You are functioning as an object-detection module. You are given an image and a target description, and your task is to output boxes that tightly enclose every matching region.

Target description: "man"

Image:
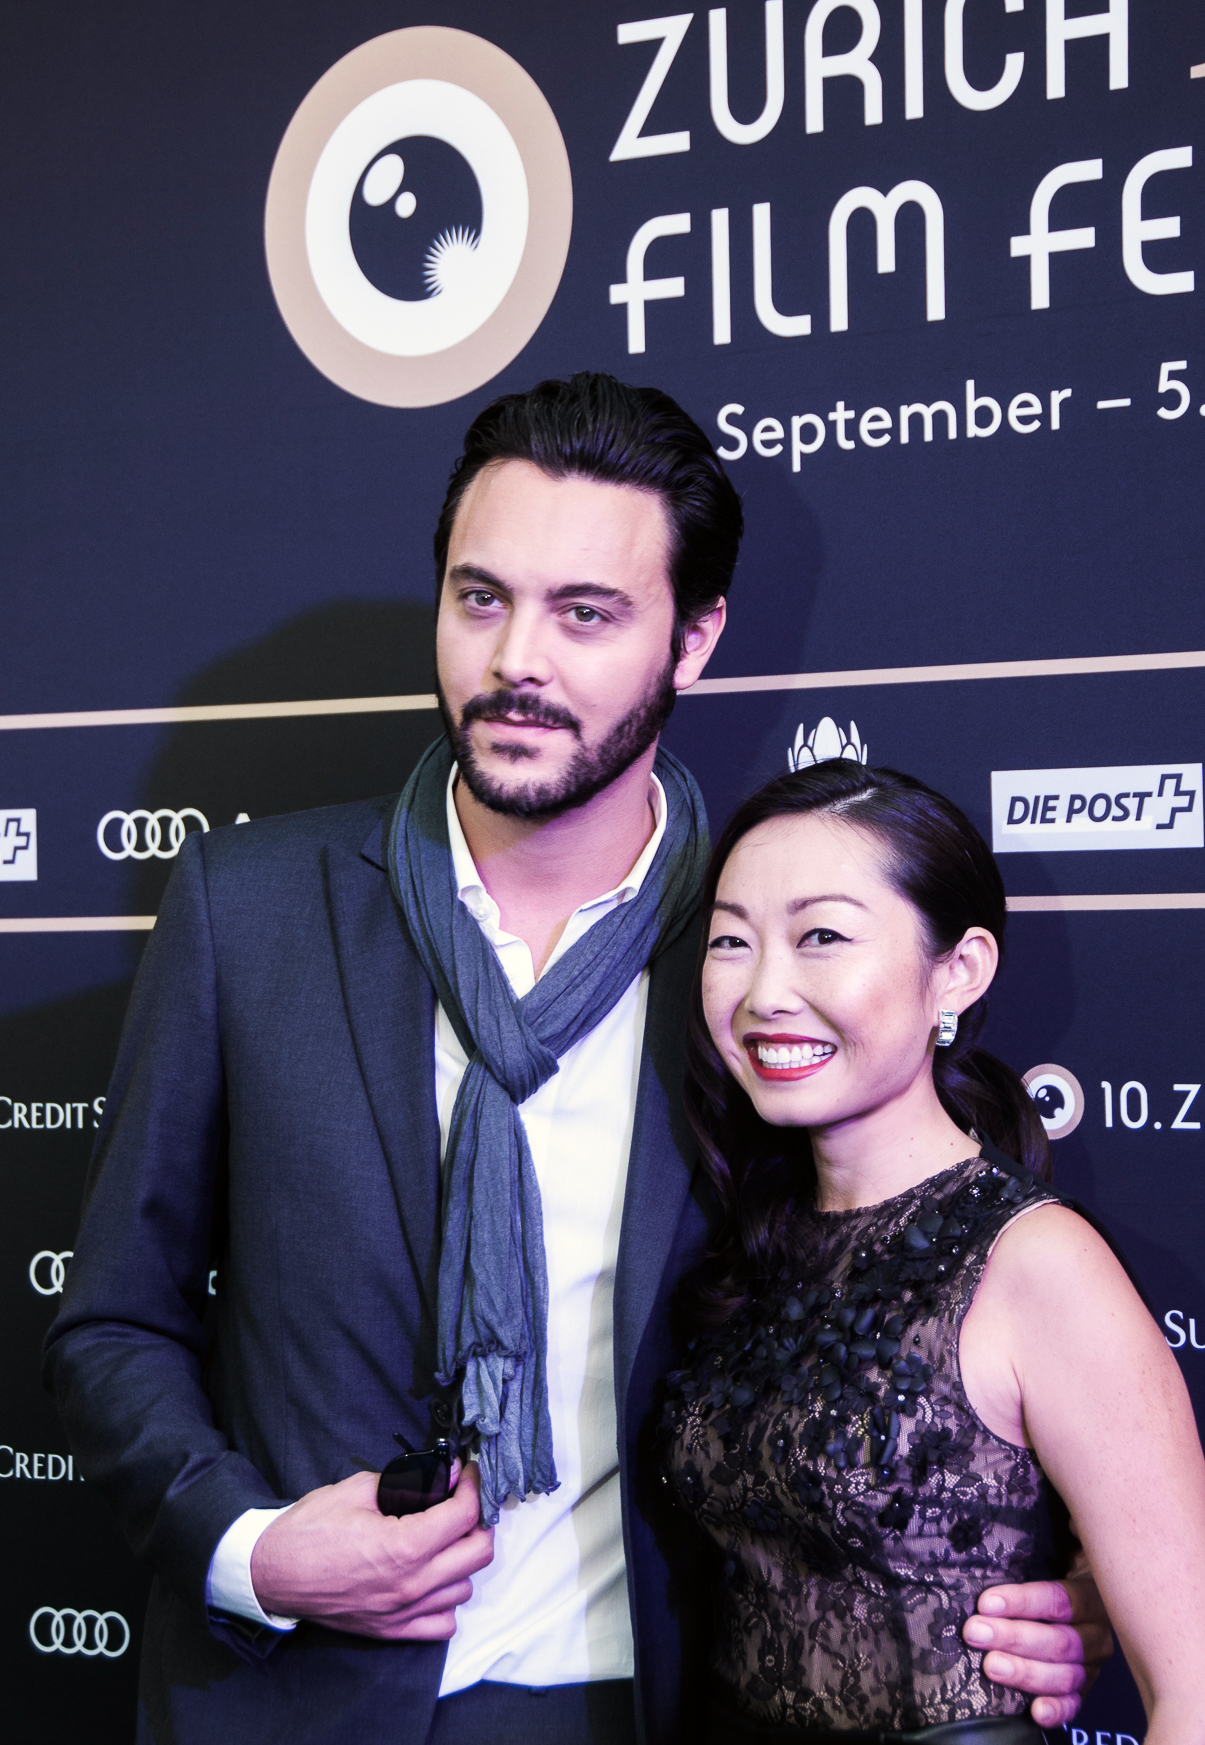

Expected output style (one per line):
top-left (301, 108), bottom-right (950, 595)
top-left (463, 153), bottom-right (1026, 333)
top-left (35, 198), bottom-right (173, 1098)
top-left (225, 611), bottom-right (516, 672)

top-left (47, 375), bottom-right (1107, 1744)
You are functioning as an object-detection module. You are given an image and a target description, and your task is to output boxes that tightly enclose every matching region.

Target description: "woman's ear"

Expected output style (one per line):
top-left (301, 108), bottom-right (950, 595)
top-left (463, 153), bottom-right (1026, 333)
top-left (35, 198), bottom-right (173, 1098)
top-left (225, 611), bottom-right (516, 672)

top-left (940, 927), bottom-right (999, 1015)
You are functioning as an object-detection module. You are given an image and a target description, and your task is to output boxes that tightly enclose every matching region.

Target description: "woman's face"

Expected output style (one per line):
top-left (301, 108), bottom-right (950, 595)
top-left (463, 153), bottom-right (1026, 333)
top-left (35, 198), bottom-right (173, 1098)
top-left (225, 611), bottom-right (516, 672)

top-left (702, 812), bottom-right (979, 1132)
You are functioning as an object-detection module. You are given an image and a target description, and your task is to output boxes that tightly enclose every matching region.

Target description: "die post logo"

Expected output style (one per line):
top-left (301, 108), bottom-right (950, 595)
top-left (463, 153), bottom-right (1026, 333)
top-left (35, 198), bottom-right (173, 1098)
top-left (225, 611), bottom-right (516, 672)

top-left (265, 28), bottom-right (573, 407)
top-left (991, 763), bottom-right (1201, 854)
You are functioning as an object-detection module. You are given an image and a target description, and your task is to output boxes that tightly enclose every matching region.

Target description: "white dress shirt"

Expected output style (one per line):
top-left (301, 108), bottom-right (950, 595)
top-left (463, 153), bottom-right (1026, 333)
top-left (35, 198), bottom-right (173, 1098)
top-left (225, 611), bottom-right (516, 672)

top-left (209, 769), bottom-right (668, 1695)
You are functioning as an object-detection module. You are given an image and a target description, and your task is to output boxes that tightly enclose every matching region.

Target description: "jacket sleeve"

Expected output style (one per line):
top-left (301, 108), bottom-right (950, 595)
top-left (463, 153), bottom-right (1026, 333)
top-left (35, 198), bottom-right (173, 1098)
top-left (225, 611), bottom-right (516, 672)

top-left (43, 831), bottom-right (290, 1657)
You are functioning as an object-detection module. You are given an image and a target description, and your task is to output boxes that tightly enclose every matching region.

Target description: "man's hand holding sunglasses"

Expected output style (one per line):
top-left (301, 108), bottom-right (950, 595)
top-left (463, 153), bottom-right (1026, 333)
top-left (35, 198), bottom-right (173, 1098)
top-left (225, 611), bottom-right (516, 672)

top-left (249, 1460), bottom-right (494, 1640)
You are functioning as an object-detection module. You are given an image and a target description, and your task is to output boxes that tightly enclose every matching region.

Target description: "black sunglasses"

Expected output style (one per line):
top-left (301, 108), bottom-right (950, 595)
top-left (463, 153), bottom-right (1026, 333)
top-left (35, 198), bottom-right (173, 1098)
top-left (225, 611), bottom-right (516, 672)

top-left (376, 1433), bottom-right (458, 1517)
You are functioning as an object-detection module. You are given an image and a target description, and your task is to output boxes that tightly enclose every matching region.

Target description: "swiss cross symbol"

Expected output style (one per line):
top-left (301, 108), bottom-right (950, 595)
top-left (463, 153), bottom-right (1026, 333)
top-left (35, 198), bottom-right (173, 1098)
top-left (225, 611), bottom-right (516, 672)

top-left (0, 810), bottom-right (38, 880)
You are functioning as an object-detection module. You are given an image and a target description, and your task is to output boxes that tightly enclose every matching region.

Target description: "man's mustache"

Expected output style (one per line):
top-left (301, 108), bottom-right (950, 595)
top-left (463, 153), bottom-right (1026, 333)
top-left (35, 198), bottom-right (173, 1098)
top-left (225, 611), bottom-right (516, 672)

top-left (459, 690), bottom-right (582, 738)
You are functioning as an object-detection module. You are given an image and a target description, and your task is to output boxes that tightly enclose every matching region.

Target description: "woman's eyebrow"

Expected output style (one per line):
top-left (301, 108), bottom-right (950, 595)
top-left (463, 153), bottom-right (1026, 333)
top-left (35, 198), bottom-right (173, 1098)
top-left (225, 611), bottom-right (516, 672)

top-left (711, 895), bottom-right (870, 921)
top-left (786, 894), bottom-right (870, 915)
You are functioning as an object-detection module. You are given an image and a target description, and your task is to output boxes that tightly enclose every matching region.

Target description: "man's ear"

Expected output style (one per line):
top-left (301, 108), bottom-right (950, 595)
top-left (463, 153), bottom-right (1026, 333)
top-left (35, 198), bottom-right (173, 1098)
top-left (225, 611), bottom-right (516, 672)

top-left (673, 597), bottom-right (728, 691)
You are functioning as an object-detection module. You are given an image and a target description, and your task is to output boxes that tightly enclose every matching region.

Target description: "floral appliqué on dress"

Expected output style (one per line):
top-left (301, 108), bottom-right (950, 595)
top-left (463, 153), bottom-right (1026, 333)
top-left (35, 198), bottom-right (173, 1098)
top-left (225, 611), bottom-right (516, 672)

top-left (663, 1154), bottom-right (1060, 1731)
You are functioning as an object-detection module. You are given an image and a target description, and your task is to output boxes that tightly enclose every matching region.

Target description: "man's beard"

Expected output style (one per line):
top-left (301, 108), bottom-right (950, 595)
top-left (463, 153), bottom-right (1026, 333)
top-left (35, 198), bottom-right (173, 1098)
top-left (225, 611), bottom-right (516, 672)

top-left (437, 658), bottom-right (678, 820)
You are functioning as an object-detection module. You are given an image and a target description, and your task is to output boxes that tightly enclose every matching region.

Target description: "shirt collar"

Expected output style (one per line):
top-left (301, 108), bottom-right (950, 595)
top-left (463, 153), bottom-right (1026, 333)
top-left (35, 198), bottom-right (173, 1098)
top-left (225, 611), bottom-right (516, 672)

top-left (445, 766), bottom-right (669, 931)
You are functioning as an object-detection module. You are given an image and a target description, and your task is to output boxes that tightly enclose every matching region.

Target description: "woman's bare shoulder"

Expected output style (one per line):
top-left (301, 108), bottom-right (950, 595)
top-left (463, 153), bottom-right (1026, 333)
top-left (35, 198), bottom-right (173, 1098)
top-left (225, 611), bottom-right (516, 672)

top-left (979, 1196), bottom-right (1153, 1340)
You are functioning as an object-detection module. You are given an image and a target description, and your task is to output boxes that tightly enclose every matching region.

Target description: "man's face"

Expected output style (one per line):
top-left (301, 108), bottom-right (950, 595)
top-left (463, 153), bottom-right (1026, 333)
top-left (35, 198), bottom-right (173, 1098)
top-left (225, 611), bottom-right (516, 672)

top-left (436, 459), bottom-right (714, 818)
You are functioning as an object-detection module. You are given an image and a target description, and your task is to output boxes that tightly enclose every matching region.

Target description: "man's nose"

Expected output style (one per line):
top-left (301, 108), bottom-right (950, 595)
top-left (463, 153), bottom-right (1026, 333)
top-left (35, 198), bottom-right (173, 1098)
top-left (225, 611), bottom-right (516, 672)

top-left (490, 604), bottom-right (552, 689)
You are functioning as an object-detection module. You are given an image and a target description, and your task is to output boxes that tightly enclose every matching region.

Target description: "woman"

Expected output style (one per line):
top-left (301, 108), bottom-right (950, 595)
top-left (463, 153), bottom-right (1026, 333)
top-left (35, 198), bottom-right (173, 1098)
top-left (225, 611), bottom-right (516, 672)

top-left (663, 761), bottom-right (1205, 1743)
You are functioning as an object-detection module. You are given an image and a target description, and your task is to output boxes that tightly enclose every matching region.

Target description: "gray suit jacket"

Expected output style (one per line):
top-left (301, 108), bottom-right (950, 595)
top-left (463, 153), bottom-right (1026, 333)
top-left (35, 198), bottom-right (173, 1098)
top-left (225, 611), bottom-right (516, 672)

top-left (45, 793), bottom-right (714, 1745)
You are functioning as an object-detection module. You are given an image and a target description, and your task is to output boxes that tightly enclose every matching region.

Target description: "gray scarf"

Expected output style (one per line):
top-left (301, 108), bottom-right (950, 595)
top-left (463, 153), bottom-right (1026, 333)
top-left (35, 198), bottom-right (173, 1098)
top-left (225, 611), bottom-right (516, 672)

top-left (387, 736), bottom-right (707, 1523)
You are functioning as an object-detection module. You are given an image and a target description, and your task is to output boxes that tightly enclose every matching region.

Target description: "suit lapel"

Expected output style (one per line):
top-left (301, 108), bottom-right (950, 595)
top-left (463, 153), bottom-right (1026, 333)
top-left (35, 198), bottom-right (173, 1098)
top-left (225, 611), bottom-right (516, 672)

top-left (324, 815), bottom-right (443, 1325)
top-left (613, 914), bottom-right (702, 1423)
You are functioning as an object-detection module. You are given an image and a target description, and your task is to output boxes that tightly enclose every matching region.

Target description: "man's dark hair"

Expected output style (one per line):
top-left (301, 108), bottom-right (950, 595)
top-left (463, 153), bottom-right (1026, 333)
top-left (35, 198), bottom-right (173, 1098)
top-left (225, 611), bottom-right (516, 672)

top-left (434, 372), bottom-right (743, 652)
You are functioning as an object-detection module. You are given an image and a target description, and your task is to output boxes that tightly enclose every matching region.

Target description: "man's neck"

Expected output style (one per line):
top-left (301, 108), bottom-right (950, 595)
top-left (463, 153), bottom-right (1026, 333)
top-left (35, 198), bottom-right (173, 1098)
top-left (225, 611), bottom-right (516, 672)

top-left (453, 745), bottom-right (660, 976)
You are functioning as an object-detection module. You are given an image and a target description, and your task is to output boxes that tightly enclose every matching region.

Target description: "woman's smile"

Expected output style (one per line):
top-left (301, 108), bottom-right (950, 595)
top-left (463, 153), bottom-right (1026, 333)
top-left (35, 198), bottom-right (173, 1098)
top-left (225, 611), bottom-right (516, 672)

top-left (743, 1032), bottom-right (838, 1080)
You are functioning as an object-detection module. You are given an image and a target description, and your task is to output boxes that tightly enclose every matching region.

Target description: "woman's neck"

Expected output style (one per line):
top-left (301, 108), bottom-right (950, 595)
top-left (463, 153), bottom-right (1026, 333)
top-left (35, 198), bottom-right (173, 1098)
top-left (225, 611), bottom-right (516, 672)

top-left (809, 1075), bottom-right (980, 1212)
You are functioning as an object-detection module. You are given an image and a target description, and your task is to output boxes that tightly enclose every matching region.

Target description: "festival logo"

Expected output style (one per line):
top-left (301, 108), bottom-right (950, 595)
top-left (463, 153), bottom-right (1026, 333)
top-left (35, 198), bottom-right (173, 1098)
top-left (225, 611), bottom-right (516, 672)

top-left (265, 28), bottom-right (572, 407)
top-left (1022, 1063), bottom-right (1085, 1139)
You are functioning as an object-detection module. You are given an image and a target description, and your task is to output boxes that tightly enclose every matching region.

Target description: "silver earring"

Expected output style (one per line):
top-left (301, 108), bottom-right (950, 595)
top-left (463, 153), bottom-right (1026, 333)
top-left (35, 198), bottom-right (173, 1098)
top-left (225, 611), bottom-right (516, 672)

top-left (935, 1010), bottom-right (958, 1048)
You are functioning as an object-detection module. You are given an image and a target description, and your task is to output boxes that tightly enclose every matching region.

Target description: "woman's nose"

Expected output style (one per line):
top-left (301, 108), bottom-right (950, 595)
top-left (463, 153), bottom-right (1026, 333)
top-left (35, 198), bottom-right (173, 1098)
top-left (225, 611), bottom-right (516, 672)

top-left (744, 948), bottom-right (807, 1020)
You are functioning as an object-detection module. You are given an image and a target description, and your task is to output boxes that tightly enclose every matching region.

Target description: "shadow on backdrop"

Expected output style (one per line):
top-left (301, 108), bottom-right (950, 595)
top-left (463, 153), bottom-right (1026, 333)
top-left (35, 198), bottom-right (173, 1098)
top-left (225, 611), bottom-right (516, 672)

top-left (716, 461), bottom-right (827, 687)
top-left (124, 599), bottom-right (441, 918)
top-left (664, 464), bottom-right (827, 834)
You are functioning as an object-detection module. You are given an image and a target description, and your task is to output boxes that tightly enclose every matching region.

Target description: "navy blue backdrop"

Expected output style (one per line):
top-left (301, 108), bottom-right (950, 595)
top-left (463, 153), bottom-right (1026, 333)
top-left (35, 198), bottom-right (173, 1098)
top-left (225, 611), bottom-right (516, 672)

top-left (3, 4), bottom-right (1202, 1740)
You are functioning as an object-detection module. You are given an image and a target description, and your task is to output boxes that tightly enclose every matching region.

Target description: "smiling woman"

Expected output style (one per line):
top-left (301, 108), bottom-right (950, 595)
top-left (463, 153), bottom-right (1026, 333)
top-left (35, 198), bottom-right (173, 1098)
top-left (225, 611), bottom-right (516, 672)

top-left (690, 761), bottom-right (1048, 1249)
top-left (662, 760), bottom-right (1205, 1745)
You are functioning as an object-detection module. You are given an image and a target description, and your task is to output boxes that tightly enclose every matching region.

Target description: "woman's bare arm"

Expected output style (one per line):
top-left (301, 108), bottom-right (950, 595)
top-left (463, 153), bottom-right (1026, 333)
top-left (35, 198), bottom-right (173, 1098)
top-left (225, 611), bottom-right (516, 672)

top-left (961, 1203), bottom-right (1205, 1745)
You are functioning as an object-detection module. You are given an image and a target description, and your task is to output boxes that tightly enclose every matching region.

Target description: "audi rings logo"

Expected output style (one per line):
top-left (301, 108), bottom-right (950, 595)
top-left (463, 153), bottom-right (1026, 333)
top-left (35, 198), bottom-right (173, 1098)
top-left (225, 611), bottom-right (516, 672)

top-left (264, 27), bottom-right (572, 407)
top-left (30, 1250), bottom-right (73, 1295)
top-left (97, 808), bottom-right (208, 861)
top-left (29, 1608), bottom-right (130, 1658)
top-left (1023, 1063), bottom-right (1086, 1139)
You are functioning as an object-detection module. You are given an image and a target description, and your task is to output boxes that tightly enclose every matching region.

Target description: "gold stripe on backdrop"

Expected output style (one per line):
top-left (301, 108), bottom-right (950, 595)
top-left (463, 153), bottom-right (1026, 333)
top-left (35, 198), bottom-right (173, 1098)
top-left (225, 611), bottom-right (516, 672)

top-left (0, 695), bottom-right (439, 730)
top-left (1, 647), bottom-right (1203, 730)
top-left (3, 646), bottom-right (1201, 929)
top-left (689, 648), bottom-right (1205, 695)
top-left (1006, 894), bottom-right (1205, 912)
top-left (0, 916), bottom-right (158, 932)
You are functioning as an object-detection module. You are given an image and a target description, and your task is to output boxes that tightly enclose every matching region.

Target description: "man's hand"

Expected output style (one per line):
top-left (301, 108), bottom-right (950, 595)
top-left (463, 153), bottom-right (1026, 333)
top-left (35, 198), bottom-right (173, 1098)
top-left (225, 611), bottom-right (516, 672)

top-left (250, 1461), bottom-right (494, 1640)
top-left (963, 1567), bottom-right (1115, 1729)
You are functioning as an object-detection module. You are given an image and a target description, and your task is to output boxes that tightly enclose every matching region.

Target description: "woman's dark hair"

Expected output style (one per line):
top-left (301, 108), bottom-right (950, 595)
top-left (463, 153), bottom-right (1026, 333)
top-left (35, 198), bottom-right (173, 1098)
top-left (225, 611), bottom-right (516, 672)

top-left (686, 759), bottom-right (1051, 1322)
top-left (433, 372), bottom-right (743, 654)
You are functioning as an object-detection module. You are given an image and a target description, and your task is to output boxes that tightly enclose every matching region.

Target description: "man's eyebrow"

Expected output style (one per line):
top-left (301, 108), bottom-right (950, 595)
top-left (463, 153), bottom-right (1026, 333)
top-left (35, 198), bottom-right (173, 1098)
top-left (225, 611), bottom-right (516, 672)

top-left (544, 581), bottom-right (635, 609)
top-left (447, 562), bottom-right (510, 592)
top-left (445, 567), bottom-right (635, 611)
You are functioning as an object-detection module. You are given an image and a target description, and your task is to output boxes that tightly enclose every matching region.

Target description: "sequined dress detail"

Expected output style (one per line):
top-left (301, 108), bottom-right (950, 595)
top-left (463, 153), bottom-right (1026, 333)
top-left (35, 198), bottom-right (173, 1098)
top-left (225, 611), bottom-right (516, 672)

top-left (663, 1154), bottom-right (1059, 1731)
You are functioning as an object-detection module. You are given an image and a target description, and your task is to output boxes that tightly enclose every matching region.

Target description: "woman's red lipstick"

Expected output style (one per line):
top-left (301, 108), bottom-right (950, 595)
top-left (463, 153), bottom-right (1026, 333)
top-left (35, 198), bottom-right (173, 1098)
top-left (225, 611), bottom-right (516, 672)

top-left (743, 1032), bottom-right (837, 1082)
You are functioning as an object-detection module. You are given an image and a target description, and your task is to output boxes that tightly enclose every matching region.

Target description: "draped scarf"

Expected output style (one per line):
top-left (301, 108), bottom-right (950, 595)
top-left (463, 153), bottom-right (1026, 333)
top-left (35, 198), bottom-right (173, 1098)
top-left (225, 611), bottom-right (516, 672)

top-left (387, 736), bottom-right (707, 1523)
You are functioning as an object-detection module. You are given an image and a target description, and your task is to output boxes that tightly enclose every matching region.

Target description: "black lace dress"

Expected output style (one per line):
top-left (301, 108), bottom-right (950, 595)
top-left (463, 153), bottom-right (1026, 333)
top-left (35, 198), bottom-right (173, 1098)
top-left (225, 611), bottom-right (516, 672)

top-left (663, 1153), bottom-right (1061, 1733)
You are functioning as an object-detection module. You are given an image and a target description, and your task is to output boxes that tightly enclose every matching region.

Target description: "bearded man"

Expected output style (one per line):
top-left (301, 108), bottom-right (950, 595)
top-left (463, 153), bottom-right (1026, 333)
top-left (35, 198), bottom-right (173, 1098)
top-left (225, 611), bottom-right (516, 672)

top-left (46, 374), bottom-right (1108, 1744)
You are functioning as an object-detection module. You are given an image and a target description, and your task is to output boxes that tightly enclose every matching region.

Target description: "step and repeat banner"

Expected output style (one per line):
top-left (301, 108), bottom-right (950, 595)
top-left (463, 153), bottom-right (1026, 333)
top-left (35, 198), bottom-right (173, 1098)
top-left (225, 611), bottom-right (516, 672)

top-left (2, 2), bottom-right (1201, 1738)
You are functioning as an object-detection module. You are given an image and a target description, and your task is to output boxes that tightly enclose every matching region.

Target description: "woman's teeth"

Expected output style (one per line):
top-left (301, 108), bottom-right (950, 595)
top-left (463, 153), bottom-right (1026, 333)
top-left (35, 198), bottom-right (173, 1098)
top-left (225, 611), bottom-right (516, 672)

top-left (755, 1042), bottom-right (835, 1067)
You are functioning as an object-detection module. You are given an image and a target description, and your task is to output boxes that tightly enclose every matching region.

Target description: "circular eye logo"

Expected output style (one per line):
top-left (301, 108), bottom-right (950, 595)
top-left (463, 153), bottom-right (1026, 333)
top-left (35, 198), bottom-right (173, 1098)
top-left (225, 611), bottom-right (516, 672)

top-left (1022, 1063), bottom-right (1085, 1139)
top-left (265, 29), bottom-right (572, 407)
